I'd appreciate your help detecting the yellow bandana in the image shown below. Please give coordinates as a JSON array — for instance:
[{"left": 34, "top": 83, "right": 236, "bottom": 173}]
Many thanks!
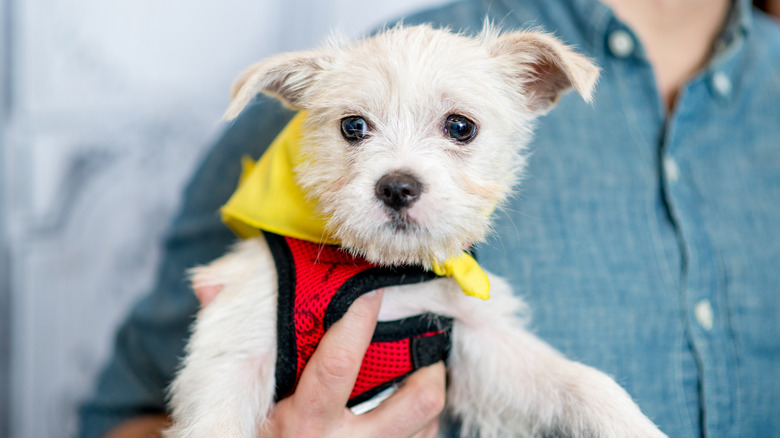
[{"left": 220, "top": 112, "right": 490, "bottom": 300}]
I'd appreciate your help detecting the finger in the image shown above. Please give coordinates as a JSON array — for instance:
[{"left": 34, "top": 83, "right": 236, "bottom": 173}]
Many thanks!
[
  {"left": 292, "top": 289, "right": 384, "bottom": 424},
  {"left": 412, "top": 420, "right": 440, "bottom": 438},
  {"left": 356, "top": 361, "right": 446, "bottom": 437},
  {"left": 193, "top": 284, "right": 223, "bottom": 307}
]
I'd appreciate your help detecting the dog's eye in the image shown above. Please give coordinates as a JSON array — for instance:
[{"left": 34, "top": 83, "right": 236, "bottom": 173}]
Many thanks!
[
  {"left": 340, "top": 116, "right": 368, "bottom": 142},
  {"left": 444, "top": 114, "right": 477, "bottom": 143}
]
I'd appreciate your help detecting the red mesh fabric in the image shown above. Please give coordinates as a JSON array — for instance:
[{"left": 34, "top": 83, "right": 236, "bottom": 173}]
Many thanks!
[
  {"left": 351, "top": 330, "right": 447, "bottom": 399},
  {"left": 284, "top": 236, "right": 447, "bottom": 403},
  {"left": 285, "top": 237, "right": 377, "bottom": 385},
  {"left": 351, "top": 339, "right": 414, "bottom": 399}
]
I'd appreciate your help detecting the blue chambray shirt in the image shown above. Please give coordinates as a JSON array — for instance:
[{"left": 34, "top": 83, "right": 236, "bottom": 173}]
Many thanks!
[{"left": 79, "top": 0, "right": 780, "bottom": 437}]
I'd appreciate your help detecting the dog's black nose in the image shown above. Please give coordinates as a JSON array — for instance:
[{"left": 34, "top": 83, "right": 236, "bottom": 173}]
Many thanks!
[{"left": 375, "top": 172, "right": 423, "bottom": 211}]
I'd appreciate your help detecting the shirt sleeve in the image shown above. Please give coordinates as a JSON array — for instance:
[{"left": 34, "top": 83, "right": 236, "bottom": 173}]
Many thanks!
[{"left": 77, "top": 96, "right": 294, "bottom": 438}]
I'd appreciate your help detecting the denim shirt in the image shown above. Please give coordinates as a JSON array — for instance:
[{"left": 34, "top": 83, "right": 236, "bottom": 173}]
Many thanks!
[{"left": 79, "top": 1, "right": 780, "bottom": 437}]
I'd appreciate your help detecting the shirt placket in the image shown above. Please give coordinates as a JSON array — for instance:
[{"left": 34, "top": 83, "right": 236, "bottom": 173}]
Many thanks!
[
  {"left": 662, "top": 69, "right": 741, "bottom": 438},
  {"left": 596, "top": 3, "right": 745, "bottom": 434}
]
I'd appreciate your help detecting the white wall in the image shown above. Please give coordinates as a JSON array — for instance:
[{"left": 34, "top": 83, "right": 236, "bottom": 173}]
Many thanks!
[{"left": 1, "top": 1, "right": 447, "bottom": 437}]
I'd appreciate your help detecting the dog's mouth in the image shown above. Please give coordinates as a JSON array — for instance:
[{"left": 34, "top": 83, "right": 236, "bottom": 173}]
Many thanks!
[{"left": 385, "top": 211, "right": 417, "bottom": 233}]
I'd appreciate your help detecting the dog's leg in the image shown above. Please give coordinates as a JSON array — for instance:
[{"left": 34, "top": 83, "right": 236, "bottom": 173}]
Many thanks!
[
  {"left": 445, "top": 277, "right": 667, "bottom": 438},
  {"left": 165, "top": 238, "right": 278, "bottom": 438},
  {"left": 380, "top": 277, "right": 666, "bottom": 438}
]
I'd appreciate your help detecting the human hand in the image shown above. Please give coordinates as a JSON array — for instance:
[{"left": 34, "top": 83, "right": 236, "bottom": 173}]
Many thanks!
[
  {"left": 258, "top": 290, "right": 446, "bottom": 438},
  {"left": 192, "top": 284, "right": 446, "bottom": 437}
]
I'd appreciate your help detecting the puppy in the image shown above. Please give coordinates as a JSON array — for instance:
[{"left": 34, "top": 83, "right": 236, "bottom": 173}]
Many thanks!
[{"left": 166, "top": 24, "right": 667, "bottom": 437}]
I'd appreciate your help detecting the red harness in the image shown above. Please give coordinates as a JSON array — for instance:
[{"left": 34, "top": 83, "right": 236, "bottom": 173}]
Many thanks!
[{"left": 264, "top": 232, "right": 452, "bottom": 407}]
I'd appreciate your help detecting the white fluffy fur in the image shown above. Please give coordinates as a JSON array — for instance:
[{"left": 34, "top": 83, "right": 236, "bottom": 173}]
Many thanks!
[{"left": 166, "top": 25, "right": 666, "bottom": 437}]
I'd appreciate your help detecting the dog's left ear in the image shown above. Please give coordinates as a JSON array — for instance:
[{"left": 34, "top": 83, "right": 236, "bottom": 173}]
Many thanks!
[{"left": 490, "top": 31, "right": 600, "bottom": 115}]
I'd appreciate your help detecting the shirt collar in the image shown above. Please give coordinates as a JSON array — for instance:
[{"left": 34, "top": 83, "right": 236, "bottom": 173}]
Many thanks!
[
  {"left": 562, "top": 0, "right": 752, "bottom": 58},
  {"left": 714, "top": 0, "right": 752, "bottom": 61},
  {"left": 568, "top": 0, "right": 613, "bottom": 39}
]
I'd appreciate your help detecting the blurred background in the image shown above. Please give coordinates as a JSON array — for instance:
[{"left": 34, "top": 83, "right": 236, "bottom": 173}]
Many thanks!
[{"left": 0, "top": 0, "right": 446, "bottom": 437}]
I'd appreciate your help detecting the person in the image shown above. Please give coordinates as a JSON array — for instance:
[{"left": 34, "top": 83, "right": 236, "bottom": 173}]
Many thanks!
[{"left": 79, "top": 0, "right": 780, "bottom": 436}]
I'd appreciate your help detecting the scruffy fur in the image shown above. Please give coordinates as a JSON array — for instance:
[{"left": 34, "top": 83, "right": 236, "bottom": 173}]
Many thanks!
[{"left": 166, "top": 25, "right": 667, "bottom": 437}]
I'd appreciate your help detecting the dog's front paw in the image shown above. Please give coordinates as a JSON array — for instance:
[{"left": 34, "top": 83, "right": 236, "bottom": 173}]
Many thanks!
[{"left": 558, "top": 364, "right": 667, "bottom": 438}]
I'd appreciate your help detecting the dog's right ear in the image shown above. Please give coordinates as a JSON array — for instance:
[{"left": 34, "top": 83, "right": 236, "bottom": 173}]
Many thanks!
[
  {"left": 223, "top": 50, "right": 332, "bottom": 120},
  {"left": 488, "top": 30, "right": 600, "bottom": 115}
]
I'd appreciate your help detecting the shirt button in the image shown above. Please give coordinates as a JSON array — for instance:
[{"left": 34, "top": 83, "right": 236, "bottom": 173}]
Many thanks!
[
  {"left": 712, "top": 72, "right": 732, "bottom": 96},
  {"left": 608, "top": 30, "right": 634, "bottom": 58},
  {"left": 663, "top": 157, "right": 679, "bottom": 183},
  {"left": 694, "top": 299, "right": 714, "bottom": 331}
]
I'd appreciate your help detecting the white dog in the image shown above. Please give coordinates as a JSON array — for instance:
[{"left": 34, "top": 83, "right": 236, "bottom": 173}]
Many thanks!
[{"left": 165, "top": 24, "right": 667, "bottom": 438}]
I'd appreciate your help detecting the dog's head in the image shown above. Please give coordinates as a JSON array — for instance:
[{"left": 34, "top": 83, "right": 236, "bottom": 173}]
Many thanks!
[{"left": 225, "top": 24, "right": 598, "bottom": 266}]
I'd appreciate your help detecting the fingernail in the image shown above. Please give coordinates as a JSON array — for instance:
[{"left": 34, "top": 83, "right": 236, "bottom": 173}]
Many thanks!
[
  {"left": 364, "top": 289, "right": 382, "bottom": 298},
  {"left": 356, "top": 289, "right": 383, "bottom": 305}
]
